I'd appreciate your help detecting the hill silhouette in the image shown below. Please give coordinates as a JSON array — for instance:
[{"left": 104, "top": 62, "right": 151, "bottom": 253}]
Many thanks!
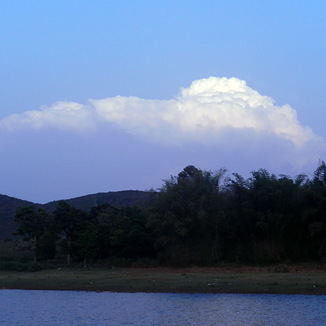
[
  {"left": 0, "top": 195, "right": 35, "bottom": 240},
  {"left": 0, "top": 190, "right": 155, "bottom": 240}
]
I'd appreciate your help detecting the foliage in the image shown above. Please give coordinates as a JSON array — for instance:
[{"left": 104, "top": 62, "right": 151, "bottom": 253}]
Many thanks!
[
  {"left": 14, "top": 206, "right": 52, "bottom": 261},
  {"left": 148, "top": 165, "right": 227, "bottom": 265},
  {"left": 12, "top": 162, "right": 326, "bottom": 266}
]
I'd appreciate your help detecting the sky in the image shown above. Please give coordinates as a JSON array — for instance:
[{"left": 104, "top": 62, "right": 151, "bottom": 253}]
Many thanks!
[{"left": 0, "top": 1, "right": 325, "bottom": 203}]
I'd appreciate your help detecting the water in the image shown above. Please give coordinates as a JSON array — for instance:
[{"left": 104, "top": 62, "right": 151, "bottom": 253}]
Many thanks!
[{"left": 0, "top": 290, "right": 325, "bottom": 326}]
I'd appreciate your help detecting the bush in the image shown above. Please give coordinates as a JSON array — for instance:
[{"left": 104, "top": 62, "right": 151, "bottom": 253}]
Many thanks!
[
  {"left": 0, "top": 261, "right": 27, "bottom": 271},
  {"left": 0, "top": 261, "right": 43, "bottom": 272}
]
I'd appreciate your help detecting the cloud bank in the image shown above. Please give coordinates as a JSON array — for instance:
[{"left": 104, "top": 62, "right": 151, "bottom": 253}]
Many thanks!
[
  {"left": 1, "top": 76, "right": 324, "bottom": 176},
  {"left": 0, "top": 101, "right": 95, "bottom": 134},
  {"left": 1, "top": 76, "right": 318, "bottom": 147},
  {"left": 1, "top": 76, "right": 325, "bottom": 202}
]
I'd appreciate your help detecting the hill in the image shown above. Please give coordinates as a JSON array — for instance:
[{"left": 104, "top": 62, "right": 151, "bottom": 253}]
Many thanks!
[
  {"left": 0, "top": 195, "right": 36, "bottom": 240},
  {"left": 0, "top": 190, "right": 155, "bottom": 240},
  {"left": 43, "top": 190, "right": 154, "bottom": 213}
]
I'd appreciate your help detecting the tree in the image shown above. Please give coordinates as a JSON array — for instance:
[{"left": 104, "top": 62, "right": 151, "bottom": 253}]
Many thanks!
[
  {"left": 224, "top": 173, "right": 251, "bottom": 261},
  {"left": 90, "top": 204, "right": 121, "bottom": 259},
  {"left": 53, "top": 201, "right": 91, "bottom": 264},
  {"left": 35, "top": 231, "right": 57, "bottom": 261},
  {"left": 90, "top": 204, "right": 153, "bottom": 261},
  {"left": 14, "top": 206, "right": 51, "bottom": 262},
  {"left": 116, "top": 207, "right": 153, "bottom": 259},
  {"left": 313, "top": 160, "right": 326, "bottom": 186},
  {"left": 74, "top": 223, "right": 98, "bottom": 265},
  {"left": 302, "top": 161, "right": 326, "bottom": 260},
  {"left": 148, "top": 165, "right": 227, "bottom": 265}
]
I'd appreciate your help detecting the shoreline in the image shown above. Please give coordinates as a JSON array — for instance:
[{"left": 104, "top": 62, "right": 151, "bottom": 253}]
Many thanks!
[{"left": 1, "top": 266, "right": 326, "bottom": 295}]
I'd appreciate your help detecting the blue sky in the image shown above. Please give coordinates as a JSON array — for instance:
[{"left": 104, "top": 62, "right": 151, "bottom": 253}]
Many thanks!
[{"left": 0, "top": 1, "right": 325, "bottom": 203}]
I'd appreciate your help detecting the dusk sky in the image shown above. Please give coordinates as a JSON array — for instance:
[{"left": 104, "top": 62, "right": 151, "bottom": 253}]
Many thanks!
[{"left": 1, "top": 1, "right": 325, "bottom": 203}]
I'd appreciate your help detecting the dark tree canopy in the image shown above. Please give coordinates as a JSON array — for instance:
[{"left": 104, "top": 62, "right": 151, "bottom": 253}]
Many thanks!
[{"left": 13, "top": 163, "right": 326, "bottom": 266}]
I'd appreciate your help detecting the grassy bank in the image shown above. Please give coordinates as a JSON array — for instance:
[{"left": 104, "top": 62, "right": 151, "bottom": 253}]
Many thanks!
[{"left": 0, "top": 266, "right": 325, "bottom": 295}]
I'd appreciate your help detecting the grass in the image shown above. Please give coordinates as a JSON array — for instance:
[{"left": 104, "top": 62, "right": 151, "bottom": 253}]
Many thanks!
[{"left": 0, "top": 266, "right": 325, "bottom": 295}]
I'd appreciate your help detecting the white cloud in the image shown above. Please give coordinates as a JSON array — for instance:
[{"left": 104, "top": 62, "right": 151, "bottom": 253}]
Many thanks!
[
  {"left": 91, "top": 76, "right": 318, "bottom": 146},
  {"left": 0, "top": 101, "right": 95, "bottom": 134},
  {"left": 1, "top": 76, "right": 325, "bottom": 201},
  {"left": 0, "top": 76, "right": 322, "bottom": 148}
]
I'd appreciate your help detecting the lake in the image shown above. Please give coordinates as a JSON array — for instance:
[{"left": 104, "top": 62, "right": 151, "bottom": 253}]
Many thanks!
[{"left": 0, "top": 290, "right": 325, "bottom": 325}]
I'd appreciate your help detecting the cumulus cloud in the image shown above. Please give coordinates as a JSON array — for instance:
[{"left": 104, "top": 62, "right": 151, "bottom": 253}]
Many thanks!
[
  {"left": 0, "top": 76, "right": 321, "bottom": 148},
  {"left": 0, "top": 101, "right": 95, "bottom": 134},
  {"left": 92, "top": 77, "right": 318, "bottom": 146},
  {"left": 1, "top": 76, "right": 326, "bottom": 201}
]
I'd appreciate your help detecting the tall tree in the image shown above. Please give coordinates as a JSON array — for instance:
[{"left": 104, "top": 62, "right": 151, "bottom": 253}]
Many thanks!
[
  {"left": 303, "top": 161, "right": 326, "bottom": 260},
  {"left": 148, "top": 165, "right": 227, "bottom": 265},
  {"left": 14, "top": 206, "right": 51, "bottom": 262},
  {"left": 53, "top": 201, "right": 91, "bottom": 264},
  {"left": 74, "top": 223, "right": 98, "bottom": 265}
]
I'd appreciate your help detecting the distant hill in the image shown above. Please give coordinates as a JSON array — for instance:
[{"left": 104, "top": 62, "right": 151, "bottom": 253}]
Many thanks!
[
  {"left": 0, "top": 195, "right": 36, "bottom": 240},
  {"left": 42, "top": 190, "right": 155, "bottom": 213},
  {"left": 0, "top": 190, "right": 156, "bottom": 240}
]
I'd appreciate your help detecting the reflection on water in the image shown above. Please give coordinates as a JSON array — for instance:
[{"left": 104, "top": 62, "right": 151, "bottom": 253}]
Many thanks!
[{"left": 0, "top": 290, "right": 325, "bottom": 326}]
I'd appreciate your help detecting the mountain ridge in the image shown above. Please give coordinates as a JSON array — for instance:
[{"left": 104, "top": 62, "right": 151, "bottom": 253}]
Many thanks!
[{"left": 0, "top": 190, "right": 155, "bottom": 239}]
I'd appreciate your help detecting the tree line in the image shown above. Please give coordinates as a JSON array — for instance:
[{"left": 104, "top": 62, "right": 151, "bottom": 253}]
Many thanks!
[{"left": 15, "top": 163, "right": 326, "bottom": 266}]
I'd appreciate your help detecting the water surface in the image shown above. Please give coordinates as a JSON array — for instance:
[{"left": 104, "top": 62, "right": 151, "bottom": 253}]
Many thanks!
[{"left": 0, "top": 290, "right": 325, "bottom": 326}]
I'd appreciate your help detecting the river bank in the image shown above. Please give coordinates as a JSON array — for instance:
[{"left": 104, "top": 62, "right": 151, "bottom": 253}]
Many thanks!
[{"left": 0, "top": 266, "right": 325, "bottom": 295}]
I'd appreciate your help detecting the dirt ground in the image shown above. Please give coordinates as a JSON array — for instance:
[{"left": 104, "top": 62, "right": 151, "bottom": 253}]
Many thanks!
[{"left": 1, "top": 265, "right": 325, "bottom": 295}]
